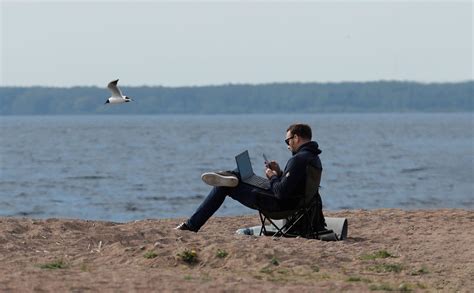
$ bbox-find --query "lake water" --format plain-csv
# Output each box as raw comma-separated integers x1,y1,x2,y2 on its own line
1,113,473,222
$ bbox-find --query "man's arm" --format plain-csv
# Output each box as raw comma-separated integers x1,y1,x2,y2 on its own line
266,161,282,177
265,167,279,179
267,157,305,200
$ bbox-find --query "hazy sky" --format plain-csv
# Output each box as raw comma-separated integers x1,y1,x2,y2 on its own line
1,0,472,87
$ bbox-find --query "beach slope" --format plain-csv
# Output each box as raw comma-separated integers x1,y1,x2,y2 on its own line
0,209,472,292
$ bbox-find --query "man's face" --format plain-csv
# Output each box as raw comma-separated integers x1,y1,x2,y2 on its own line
285,130,296,152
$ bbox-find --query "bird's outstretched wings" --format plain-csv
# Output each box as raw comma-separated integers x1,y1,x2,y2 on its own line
107,79,123,98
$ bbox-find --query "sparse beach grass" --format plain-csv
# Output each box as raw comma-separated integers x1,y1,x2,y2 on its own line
38,259,67,270
144,250,158,259
360,250,393,260
177,249,198,264
216,249,228,258
368,263,403,273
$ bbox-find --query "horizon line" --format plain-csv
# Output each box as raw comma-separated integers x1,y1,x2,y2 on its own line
1,79,473,89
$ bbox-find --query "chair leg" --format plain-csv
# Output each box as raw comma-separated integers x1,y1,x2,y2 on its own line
282,213,303,234
259,207,320,239
260,212,292,237
265,217,286,237
277,211,307,238
258,211,267,236
307,205,317,239
280,207,317,239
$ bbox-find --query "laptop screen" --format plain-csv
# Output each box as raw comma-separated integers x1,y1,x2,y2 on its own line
235,150,254,180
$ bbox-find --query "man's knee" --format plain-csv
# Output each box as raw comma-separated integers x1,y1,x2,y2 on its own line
212,186,234,195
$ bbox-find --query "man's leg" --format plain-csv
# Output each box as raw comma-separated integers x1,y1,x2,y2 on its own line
185,186,230,231
185,183,278,232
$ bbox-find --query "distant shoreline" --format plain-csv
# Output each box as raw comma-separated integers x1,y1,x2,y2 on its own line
1,111,473,117
1,81,472,115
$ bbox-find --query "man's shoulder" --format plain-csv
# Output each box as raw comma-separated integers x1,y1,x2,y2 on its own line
293,150,322,168
294,149,315,160
288,153,307,167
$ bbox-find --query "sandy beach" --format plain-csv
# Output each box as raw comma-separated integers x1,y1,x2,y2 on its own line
0,209,472,292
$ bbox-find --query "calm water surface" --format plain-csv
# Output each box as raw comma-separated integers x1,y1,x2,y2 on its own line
1,113,473,222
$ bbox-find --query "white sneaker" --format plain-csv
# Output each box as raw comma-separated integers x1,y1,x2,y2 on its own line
201,172,239,187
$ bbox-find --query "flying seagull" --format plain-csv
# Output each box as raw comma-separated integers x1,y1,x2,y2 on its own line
104,79,133,104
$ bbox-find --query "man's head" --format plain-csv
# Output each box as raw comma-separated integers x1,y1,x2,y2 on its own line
285,123,312,152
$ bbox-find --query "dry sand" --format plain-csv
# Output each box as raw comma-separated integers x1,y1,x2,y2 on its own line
0,209,472,292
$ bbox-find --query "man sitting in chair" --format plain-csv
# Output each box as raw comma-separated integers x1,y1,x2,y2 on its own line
175,123,326,233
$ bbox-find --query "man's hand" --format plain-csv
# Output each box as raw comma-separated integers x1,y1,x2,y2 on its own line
265,167,278,179
266,161,282,177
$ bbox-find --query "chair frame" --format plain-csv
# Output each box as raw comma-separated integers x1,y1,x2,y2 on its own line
257,165,333,239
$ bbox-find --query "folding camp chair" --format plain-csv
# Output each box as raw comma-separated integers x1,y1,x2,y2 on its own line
257,165,334,239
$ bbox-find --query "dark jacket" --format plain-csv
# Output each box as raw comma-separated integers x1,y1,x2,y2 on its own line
269,141,322,208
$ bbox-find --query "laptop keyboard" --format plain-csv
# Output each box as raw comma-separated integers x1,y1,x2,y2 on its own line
245,175,270,189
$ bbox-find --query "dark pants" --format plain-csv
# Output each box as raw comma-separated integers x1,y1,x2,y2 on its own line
186,182,281,232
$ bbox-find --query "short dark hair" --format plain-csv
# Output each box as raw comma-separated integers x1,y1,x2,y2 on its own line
287,123,312,140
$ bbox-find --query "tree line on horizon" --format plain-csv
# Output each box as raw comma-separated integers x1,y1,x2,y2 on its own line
0,81,472,115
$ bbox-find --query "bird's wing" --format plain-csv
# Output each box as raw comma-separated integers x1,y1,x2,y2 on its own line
107,79,123,98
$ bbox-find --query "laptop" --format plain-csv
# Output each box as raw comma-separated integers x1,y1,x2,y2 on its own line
235,150,271,190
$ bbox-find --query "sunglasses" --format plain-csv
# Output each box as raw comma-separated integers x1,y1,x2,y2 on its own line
285,135,295,145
